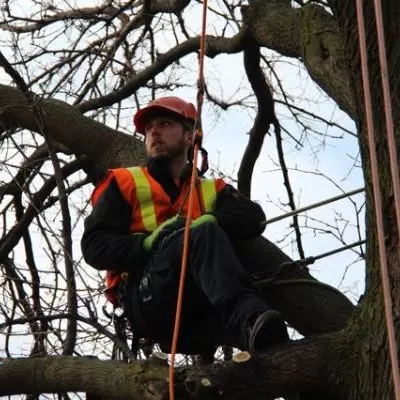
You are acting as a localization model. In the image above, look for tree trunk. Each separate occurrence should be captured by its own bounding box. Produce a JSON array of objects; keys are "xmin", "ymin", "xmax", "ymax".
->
[{"xmin": 330, "ymin": 0, "xmax": 400, "ymax": 398}]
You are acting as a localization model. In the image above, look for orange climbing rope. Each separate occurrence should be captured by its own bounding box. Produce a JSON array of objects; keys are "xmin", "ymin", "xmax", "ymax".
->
[
  {"xmin": 168, "ymin": 1, "xmax": 208, "ymax": 399},
  {"xmin": 355, "ymin": 1, "xmax": 400, "ymax": 398}
]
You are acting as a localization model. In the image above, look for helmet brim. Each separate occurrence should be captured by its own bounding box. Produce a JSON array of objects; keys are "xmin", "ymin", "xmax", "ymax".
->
[{"xmin": 134, "ymin": 105, "xmax": 184, "ymax": 134}]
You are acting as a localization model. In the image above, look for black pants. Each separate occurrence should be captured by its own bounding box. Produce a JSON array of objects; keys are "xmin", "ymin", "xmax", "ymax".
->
[{"xmin": 124, "ymin": 221, "xmax": 268, "ymax": 354}]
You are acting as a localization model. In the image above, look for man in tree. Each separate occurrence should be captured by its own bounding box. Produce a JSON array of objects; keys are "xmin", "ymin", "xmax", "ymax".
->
[{"xmin": 81, "ymin": 96, "xmax": 289, "ymax": 355}]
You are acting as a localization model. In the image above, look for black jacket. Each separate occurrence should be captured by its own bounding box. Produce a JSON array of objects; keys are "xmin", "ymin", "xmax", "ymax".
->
[{"xmin": 81, "ymin": 158, "xmax": 266, "ymax": 272}]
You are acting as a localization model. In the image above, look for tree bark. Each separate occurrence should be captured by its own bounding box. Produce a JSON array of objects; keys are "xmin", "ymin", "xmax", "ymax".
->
[
  {"xmin": 328, "ymin": 0, "xmax": 400, "ymax": 398},
  {"xmin": 236, "ymin": 238, "xmax": 355, "ymax": 336},
  {"xmin": 0, "ymin": 84, "xmax": 146, "ymax": 172},
  {"xmin": 242, "ymin": 2, "xmax": 356, "ymax": 119},
  {"xmin": 0, "ymin": 336, "xmax": 341, "ymax": 399}
]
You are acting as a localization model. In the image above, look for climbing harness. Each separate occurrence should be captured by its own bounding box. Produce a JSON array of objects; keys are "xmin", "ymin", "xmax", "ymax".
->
[
  {"xmin": 102, "ymin": 304, "xmax": 139, "ymax": 361},
  {"xmin": 356, "ymin": 0, "xmax": 400, "ymax": 398},
  {"xmin": 168, "ymin": 1, "xmax": 209, "ymax": 399}
]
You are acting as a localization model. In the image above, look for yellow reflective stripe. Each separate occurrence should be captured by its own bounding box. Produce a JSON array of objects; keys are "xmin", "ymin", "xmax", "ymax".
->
[
  {"xmin": 127, "ymin": 167, "xmax": 158, "ymax": 232},
  {"xmin": 200, "ymin": 179, "xmax": 217, "ymax": 213}
]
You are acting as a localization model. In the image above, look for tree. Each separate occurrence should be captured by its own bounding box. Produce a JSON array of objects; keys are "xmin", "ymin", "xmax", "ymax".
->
[{"xmin": 0, "ymin": 0, "xmax": 398, "ymax": 399}]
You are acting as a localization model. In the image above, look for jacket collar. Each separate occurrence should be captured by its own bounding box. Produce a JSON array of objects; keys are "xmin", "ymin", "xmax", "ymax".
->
[{"xmin": 146, "ymin": 157, "xmax": 192, "ymax": 187}]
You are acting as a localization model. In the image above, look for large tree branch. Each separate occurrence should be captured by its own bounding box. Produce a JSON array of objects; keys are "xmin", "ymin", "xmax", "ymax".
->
[
  {"xmin": 236, "ymin": 237, "xmax": 354, "ymax": 335},
  {"xmin": 238, "ymin": 32, "xmax": 276, "ymax": 199},
  {"xmin": 0, "ymin": 84, "xmax": 146, "ymax": 169},
  {"xmin": 242, "ymin": 2, "xmax": 356, "ymax": 119},
  {"xmin": 73, "ymin": 0, "xmax": 193, "ymax": 105},
  {"xmin": 79, "ymin": 33, "xmax": 245, "ymax": 112},
  {"xmin": 0, "ymin": 335, "xmax": 339, "ymax": 399}
]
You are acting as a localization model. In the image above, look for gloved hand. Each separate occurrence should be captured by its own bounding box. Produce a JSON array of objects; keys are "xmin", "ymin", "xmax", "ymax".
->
[
  {"xmin": 190, "ymin": 213, "xmax": 217, "ymax": 229},
  {"xmin": 142, "ymin": 215, "xmax": 186, "ymax": 252}
]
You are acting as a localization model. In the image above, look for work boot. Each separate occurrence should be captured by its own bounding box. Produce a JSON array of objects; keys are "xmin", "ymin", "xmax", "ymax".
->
[{"xmin": 246, "ymin": 309, "xmax": 289, "ymax": 352}]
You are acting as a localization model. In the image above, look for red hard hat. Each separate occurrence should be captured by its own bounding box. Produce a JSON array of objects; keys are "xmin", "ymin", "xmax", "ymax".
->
[{"xmin": 133, "ymin": 96, "xmax": 197, "ymax": 133}]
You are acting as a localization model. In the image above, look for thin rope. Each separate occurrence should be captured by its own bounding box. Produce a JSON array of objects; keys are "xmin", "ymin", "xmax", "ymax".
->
[
  {"xmin": 264, "ymin": 187, "xmax": 365, "ymax": 225},
  {"xmin": 355, "ymin": 1, "xmax": 400, "ymax": 398},
  {"xmin": 168, "ymin": 1, "xmax": 208, "ymax": 399}
]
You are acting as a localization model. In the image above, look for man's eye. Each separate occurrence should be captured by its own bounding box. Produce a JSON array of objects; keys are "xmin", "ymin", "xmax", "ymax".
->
[{"xmin": 162, "ymin": 120, "xmax": 172, "ymax": 127}]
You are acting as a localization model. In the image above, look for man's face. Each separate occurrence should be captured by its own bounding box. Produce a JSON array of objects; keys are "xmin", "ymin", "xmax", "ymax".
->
[{"xmin": 144, "ymin": 115, "xmax": 192, "ymax": 159}]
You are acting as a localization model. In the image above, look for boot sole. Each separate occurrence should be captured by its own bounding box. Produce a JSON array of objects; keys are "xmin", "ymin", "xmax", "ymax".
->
[{"xmin": 248, "ymin": 310, "xmax": 289, "ymax": 352}]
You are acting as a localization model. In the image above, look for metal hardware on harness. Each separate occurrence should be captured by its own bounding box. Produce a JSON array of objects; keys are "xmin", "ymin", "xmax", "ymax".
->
[
  {"xmin": 114, "ymin": 280, "xmax": 128, "ymax": 307},
  {"xmin": 138, "ymin": 274, "xmax": 152, "ymax": 304}
]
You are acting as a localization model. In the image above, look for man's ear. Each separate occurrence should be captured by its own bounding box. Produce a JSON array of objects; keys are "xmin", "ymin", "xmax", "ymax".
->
[{"xmin": 184, "ymin": 129, "xmax": 194, "ymax": 146}]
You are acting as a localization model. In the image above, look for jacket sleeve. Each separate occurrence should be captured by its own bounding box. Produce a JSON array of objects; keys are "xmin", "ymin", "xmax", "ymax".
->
[
  {"xmin": 212, "ymin": 183, "xmax": 266, "ymax": 241},
  {"xmin": 81, "ymin": 176, "xmax": 146, "ymax": 272}
]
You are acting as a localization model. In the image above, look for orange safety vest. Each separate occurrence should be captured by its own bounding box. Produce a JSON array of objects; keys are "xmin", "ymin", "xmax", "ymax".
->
[{"xmin": 91, "ymin": 166, "xmax": 226, "ymax": 306}]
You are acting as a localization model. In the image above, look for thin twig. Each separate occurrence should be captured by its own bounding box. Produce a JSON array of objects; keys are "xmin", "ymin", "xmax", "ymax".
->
[
  {"xmin": 275, "ymin": 125, "xmax": 305, "ymax": 259},
  {"xmin": 0, "ymin": 51, "xmax": 78, "ymax": 354}
]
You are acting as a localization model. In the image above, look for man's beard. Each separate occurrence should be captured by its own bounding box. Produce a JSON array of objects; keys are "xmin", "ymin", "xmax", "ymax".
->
[{"xmin": 150, "ymin": 138, "xmax": 186, "ymax": 161}]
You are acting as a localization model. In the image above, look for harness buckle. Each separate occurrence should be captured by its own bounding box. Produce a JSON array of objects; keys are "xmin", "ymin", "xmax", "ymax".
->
[{"xmin": 138, "ymin": 275, "xmax": 153, "ymax": 304}]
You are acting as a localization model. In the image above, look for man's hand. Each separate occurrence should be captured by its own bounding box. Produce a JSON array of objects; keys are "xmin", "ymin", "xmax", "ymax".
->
[
  {"xmin": 190, "ymin": 213, "xmax": 217, "ymax": 229},
  {"xmin": 142, "ymin": 216, "xmax": 186, "ymax": 252}
]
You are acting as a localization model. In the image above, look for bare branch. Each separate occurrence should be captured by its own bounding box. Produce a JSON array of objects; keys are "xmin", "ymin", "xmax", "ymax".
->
[
  {"xmin": 0, "ymin": 313, "xmax": 136, "ymax": 360},
  {"xmin": 0, "ymin": 160, "xmax": 84, "ymax": 262},
  {"xmin": 79, "ymin": 33, "xmax": 245, "ymax": 112},
  {"xmin": 0, "ymin": 3, "xmax": 133, "ymax": 33},
  {"xmin": 238, "ymin": 32, "xmax": 276, "ymax": 198},
  {"xmin": 274, "ymin": 126, "xmax": 305, "ymax": 259},
  {"xmin": 0, "ymin": 54, "xmax": 79, "ymax": 354}
]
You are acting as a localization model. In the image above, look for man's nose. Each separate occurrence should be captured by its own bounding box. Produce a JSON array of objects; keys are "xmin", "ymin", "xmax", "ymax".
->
[{"xmin": 146, "ymin": 123, "xmax": 160, "ymax": 137}]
